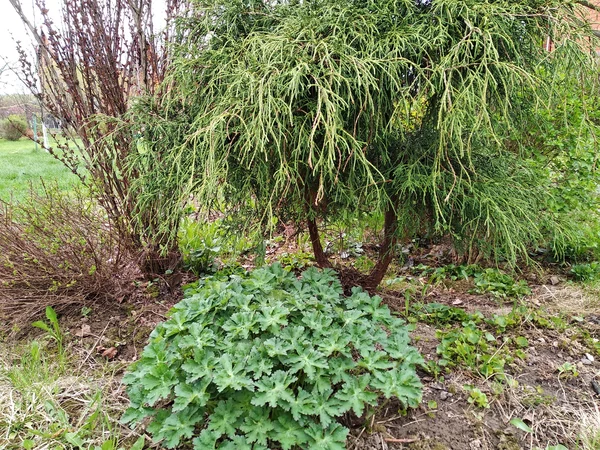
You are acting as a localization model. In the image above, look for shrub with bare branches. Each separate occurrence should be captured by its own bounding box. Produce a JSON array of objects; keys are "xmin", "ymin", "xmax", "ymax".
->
[
  {"xmin": 0, "ymin": 184, "xmax": 140, "ymax": 323},
  {"xmin": 9, "ymin": 0, "xmax": 188, "ymax": 272}
]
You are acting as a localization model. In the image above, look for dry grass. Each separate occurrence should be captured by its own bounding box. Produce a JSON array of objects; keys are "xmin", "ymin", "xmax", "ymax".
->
[
  {"xmin": 533, "ymin": 284, "xmax": 600, "ymax": 317},
  {"xmin": 491, "ymin": 371, "xmax": 600, "ymax": 450},
  {"xmin": 578, "ymin": 404, "xmax": 600, "ymax": 450},
  {"xmin": 0, "ymin": 338, "xmax": 144, "ymax": 449}
]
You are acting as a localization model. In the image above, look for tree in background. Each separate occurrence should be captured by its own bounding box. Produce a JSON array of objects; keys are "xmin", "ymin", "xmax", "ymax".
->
[
  {"xmin": 9, "ymin": 0, "xmax": 188, "ymax": 273},
  {"xmin": 131, "ymin": 0, "xmax": 599, "ymax": 289}
]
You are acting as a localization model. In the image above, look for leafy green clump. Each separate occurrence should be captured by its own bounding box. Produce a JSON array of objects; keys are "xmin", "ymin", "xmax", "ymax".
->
[
  {"xmin": 570, "ymin": 262, "xmax": 600, "ymax": 282},
  {"xmin": 121, "ymin": 264, "xmax": 423, "ymax": 449},
  {"xmin": 470, "ymin": 269, "xmax": 531, "ymax": 298},
  {"xmin": 437, "ymin": 323, "xmax": 507, "ymax": 378},
  {"xmin": 414, "ymin": 264, "xmax": 531, "ymax": 298}
]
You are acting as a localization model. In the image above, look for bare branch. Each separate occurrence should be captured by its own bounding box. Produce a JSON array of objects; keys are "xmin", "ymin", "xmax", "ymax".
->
[
  {"xmin": 7, "ymin": 0, "xmax": 43, "ymax": 46},
  {"xmin": 10, "ymin": 0, "xmax": 190, "ymax": 262}
]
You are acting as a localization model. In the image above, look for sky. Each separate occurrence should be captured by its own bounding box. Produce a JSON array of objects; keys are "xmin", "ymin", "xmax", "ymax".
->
[
  {"xmin": 0, "ymin": 0, "xmax": 48, "ymax": 93},
  {"xmin": 0, "ymin": 0, "xmax": 168, "ymax": 94}
]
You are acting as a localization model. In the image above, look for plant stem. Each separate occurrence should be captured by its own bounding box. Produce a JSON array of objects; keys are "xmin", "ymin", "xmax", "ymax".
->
[{"xmin": 307, "ymin": 217, "xmax": 331, "ymax": 268}]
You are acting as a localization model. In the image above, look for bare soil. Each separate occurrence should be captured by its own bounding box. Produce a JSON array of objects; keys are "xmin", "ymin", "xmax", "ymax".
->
[
  {"xmin": 4, "ymin": 249, "xmax": 600, "ymax": 450},
  {"xmin": 350, "ymin": 283, "xmax": 600, "ymax": 450}
]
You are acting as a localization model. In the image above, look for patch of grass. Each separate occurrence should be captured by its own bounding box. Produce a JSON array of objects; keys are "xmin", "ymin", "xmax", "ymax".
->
[
  {"xmin": 0, "ymin": 138, "xmax": 80, "ymax": 201},
  {"xmin": 579, "ymin": 404, "xmax": 600, "ymax": 450},
  {"xmin": 0, "ymin": 324, "xmax": 142, "ymax": 449}
]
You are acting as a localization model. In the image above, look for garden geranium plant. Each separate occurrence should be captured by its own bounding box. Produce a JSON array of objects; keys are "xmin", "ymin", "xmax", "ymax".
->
[{"xmin": 121, "ymin": 264, "xmax": 423, "ymax": 449}]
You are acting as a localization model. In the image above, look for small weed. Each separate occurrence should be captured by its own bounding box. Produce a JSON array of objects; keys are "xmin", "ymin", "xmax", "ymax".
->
[
  {"xmin": 383, "ymin": 276, "xmax": 409, "ymax": 289},
  {"xmin": 570, "ymin": 262, "xmax": 600, "ymax": 282},
  {"xmin": 577, "ymin": 329, "xmax": 600, "ymax": 358},
  {"xmin": 32, "ymin": 306, "xmax": 64, "ymax": 359},
  {"xmin": 427, "ymin": 400, "xmax": 438, "ymax": 417},
  {"xmin": 463, "ymin": 385, "xmax": 490, "ymax": 408},
  {"xmin": 515, "ymin": 336, "xmax": 529, "ymax": 348},
  {"xmin": 422, "ymin": 359, "xmax": 443, "ymax": 379},
  {"xmin": 510, "ymin": 417, "xmax": 533, "ymax": 433},
  {"xmin": 557, "ymin": 362, "xmax": 579, "ymax": 379}
]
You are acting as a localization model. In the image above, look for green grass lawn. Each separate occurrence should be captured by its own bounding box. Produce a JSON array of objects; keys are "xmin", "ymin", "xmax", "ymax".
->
[{"xmin": 0, "ymin": 138, "xmax": 81, "ymax": 201}]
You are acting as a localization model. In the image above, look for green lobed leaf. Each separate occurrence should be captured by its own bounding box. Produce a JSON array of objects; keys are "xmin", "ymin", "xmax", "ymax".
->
[
  {"xmin": 336, "ymin": 374, "xmax": 378, "ymax": 416},
  {"xmin": 251, "ymin": 370, "xmax": 297, "ymax": 408},
  {"xmin": 239, "ymin": 408, "xmax": 275, "ymax": 446},
  {"xmin": 207, "ymin": 400, "xmax": 244, "ymax": 438},
  {"xmin": 305, "ymin": 423, "xmax": 349, "ymax": 450},
  {"xmin": 122, "ymin": 265, "xmax": 424, "ymax": 448}
]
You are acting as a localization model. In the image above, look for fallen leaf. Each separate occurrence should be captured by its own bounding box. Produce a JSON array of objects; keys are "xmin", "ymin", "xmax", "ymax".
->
[
  {"xmin": 101, "ymin": 347, "xmax": 118, "ymax": 359},
  {"xmin": 452, "ymin": 299, "xmax": 463, "ymax": 305},
  {"xmin": 75, "ymin": 324, "xmax": 92, "ymax": 337}
]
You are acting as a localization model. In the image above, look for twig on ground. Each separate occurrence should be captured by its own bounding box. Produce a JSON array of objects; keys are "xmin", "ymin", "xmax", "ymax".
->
[
  {"xmin": 78, "ymin": 321, "xmax": 111, "ymax": 370},
  {"xmin": 385, "ymin": 437, "xmax": 418, "ymax": 443}
]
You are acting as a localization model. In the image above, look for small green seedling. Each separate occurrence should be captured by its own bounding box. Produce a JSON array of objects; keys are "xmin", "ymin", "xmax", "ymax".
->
[
  {"xmin": 510, "ymin": 417, "xmax": 533, "ymax": 433},
  {"xmin": 464, "ymin": 385, "xmax": 490, "ymax": 409},
  {"xmin": 32, "ymin": 306, "xmax": 63, "ymax": 356},
  {"xmin": 557, "ymin": 362, "xmax": 578, "ymax": 379}
]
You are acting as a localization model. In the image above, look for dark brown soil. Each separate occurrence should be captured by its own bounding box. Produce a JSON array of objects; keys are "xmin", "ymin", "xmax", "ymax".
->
[{"xmin": 5, "ymin": 244, "xmax": 599, "ymax": 450}]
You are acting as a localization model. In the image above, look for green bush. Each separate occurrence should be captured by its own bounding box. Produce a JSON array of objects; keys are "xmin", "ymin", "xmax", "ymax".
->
[
  {"xmin": 121, "ymin": 264, "xmax": 423, "ymax": 449},
  {"xmin": 570, "ymin": 262, "xmax": 600, "ymax": 282},
  {"xmin": 179, "ymin": 219, "xmax": 225, "ymax": 275},
  {"xmin": 0, "ymin": 115, "xmax": 28, "ymax": 141}
]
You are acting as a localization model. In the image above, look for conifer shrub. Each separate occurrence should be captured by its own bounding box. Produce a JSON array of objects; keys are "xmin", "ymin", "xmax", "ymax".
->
[
  {"xmin": 121, "ymin": 264, "xmax": 423, "ymax": 449},
  {"xmin": 129, "ymin": 0, "xmax": 599, "ymax": 288}
]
